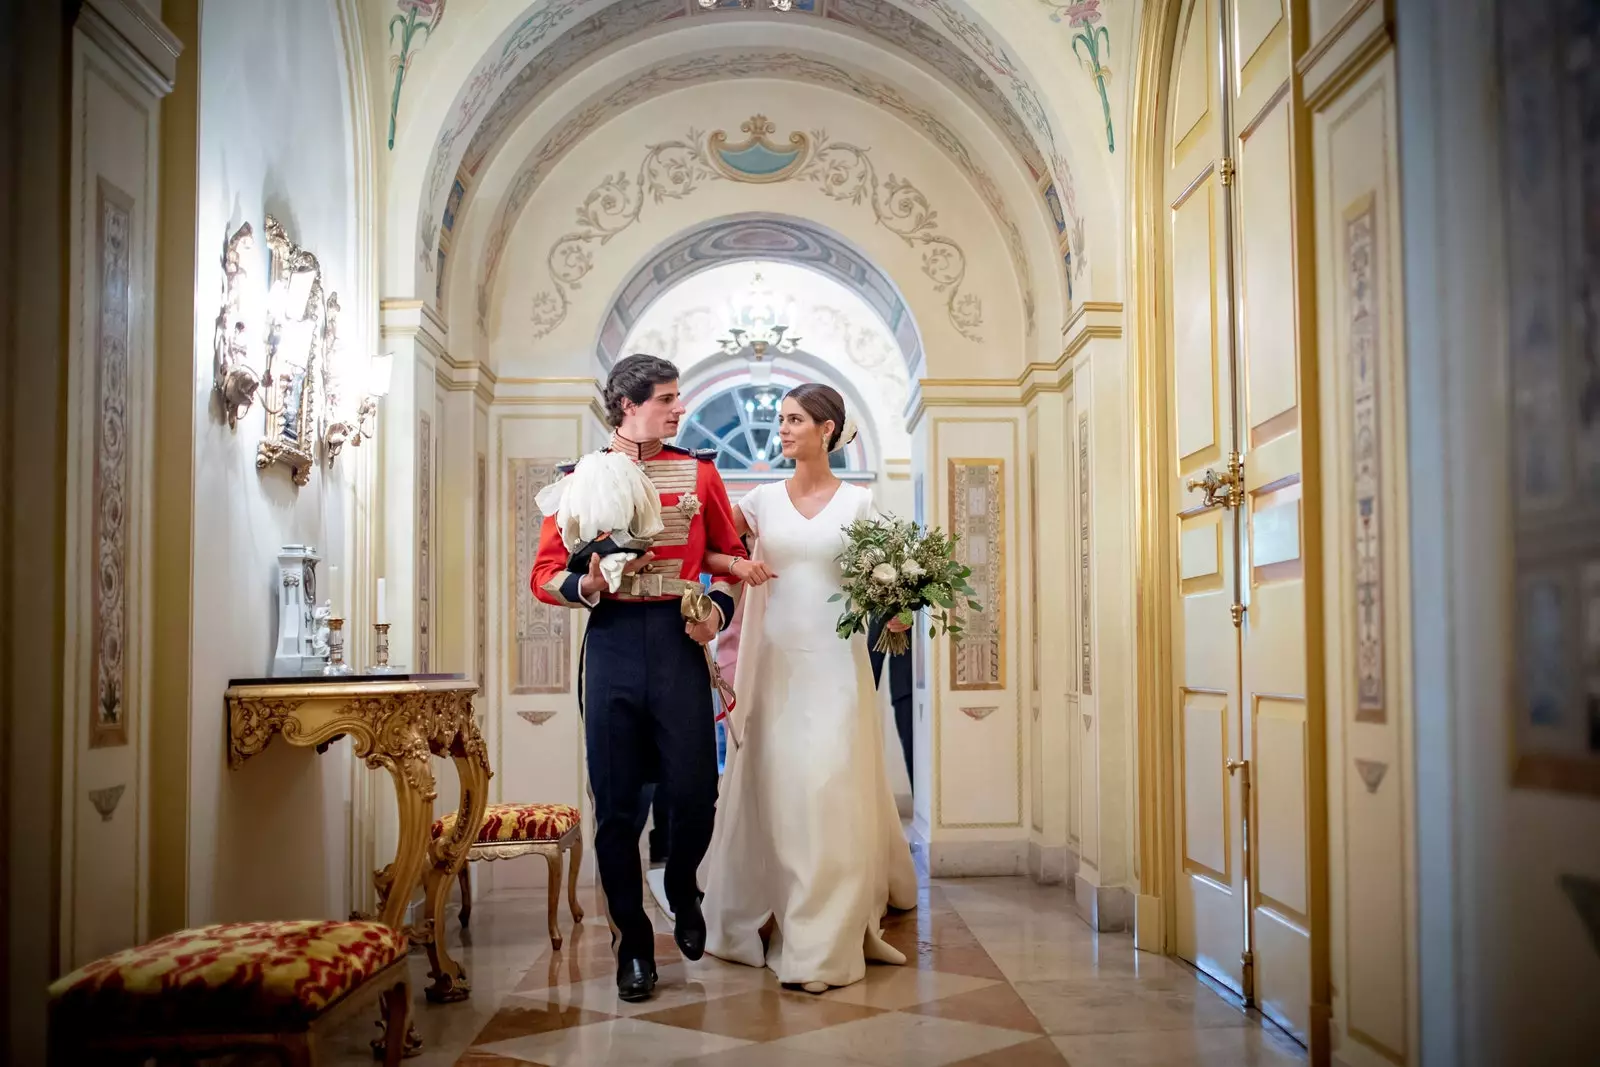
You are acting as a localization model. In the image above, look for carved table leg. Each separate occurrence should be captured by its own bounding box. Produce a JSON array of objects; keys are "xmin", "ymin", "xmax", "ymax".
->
[
  {"xmin": 371, "ymin": 749, "xmax": 435, "ymax": 1056},
  {"xmin": 421, "ymin": 750, "xmax": 489, "ymax": 1003},
  {"xmin": 376, "ymin": 751, "xmax": 437, "ymax": 931}
]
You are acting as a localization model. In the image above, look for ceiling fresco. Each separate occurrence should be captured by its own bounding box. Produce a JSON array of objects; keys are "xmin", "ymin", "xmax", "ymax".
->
[{"xmin": 409, "ymin": 0, "xmax": 1088, "ymax": 321}]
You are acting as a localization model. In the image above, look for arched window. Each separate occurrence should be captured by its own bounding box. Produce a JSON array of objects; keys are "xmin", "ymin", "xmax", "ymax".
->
[{"xmin": 676, "ymin": 382, "xmax": 856, "ymax": 473}]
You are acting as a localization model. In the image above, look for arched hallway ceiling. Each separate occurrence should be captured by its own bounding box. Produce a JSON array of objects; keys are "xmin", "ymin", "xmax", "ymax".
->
[
  {"xmin": 386, "ymin": 0, "xmax": 1124, "ymax": 325},
  {"xmin": 470, "ymin": 78, "xmax": 1030, "ymax": 376},
  {"xmin": 467, "ymin": 44, "xmax": 1043, "ymax": 340},
  {"xmin": 597, "ymin": 216, "xmax": 924, "ymax": 375}
]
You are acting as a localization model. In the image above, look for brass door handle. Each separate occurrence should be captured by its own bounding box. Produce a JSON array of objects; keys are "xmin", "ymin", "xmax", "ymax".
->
[
  {"xmin": 1186, "ymin": 452, "xmax": 1245, "ymax": 509},
  {"xmin": 1225, "ymin": 758, "xmax": 1248, "ymax": 775}
]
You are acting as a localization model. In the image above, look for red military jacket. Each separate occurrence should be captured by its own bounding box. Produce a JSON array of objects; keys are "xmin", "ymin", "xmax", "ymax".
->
[{"xmin": 530, "ymin": 440, "xmax": 746, "ymax": 627}]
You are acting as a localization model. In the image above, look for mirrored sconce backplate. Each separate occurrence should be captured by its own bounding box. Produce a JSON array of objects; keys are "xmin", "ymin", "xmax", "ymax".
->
[{"xmin": 257, "ymin": 215, "xmax": 322, "ymax": 486}]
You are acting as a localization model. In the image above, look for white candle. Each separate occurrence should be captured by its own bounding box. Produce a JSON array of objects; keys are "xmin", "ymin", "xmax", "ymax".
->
[
  {"xmin": 329, "ymin": 565, "xmax": 338, "ymax": 617},
  {"xmin": 376, "ymin": 578, "xmax": 387, "ymax": 624}
]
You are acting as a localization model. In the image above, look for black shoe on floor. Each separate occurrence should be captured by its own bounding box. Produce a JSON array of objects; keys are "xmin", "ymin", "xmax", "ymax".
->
[
  {"xmin": 616, "ymin": 957, "xmax": 657, "ymax": 1003},
  {"xmin": 673, "ymin": 894, "xmax": 706, "ymax": 961}
]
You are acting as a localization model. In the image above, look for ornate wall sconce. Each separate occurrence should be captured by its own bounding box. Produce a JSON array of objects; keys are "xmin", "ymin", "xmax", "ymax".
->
[
  {"xmin": 322, "ymin": 333, "xmax": 393, "ymax": 469},
  {"xmin": 258, "ymin": 215, "xmax": 323, "ymax": 486},
  {"xmin": 212, "ymin": 221, "xmax": 260, "ymax": 427}
]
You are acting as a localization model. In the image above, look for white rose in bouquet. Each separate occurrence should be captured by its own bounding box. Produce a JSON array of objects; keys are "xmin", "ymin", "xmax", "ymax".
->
[{"xmin": 830, "ymin": 516, "xmax": 983, "ymax": 655}]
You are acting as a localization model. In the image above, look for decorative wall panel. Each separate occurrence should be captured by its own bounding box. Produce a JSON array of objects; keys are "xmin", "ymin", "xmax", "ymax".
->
[
  {"xmin": 914, "ymin": 471, "xmax": 927, "ymax": 691},
  {"xmin": 91, "ymin": 180, "xmax": 133, "ymax": 748},
  {"xmin": 1347, "ymin": 194, "xmax": 1386, "ymax": 724},
  {"xmin": 949, "ymin": 459, "xmax": 1004, "ymax": 691},
  {"xmin": 1079, "ymin": 414, "xmax": 1093, "ymax": 696},
  {"xmin": 477, "ymin": 452, "xmax": 487, "ymax": 688},
  {"xmin": 509, "ymin": 458, "xmax": 571, "ymax": 694},
  {"xmin": 418, "ymin": 414, "xmax": 432, "ymax": 672},
  {"xmin": 1500, "ymin": 0, "xmax": 1600, "ymax": 794}
]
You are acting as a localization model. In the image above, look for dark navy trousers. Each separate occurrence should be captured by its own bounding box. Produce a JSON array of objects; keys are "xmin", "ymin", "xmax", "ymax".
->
[{"xmin": 583, "ymin": 599, "xmax": 718, "ymax": 963}]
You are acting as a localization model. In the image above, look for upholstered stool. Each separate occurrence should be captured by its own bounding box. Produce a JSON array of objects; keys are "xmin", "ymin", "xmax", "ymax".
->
[
  {"xmin": 47, "ymin": 919, "xmax": 411, "ymax": 1066},
  {"xmin": 435, "ymin": 802, "xmax": 585, "ymax": 949}
]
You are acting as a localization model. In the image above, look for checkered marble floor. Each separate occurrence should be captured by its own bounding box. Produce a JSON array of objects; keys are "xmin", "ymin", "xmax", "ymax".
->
[{"xmin": 322, "ymin": 865, "xmax": 1307, "ymax": 1067}]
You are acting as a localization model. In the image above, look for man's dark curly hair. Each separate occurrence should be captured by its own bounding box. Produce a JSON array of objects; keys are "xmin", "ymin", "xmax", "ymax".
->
[{"xmin": 603, "ymin": 353, "xmax": 680, "ymax": 428}]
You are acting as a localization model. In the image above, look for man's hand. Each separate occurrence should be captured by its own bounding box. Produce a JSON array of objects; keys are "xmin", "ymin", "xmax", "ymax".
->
[
  {"xmin": 685, "ymin": 613, "xmax": 718, "ymax": 645},
  {"xmin": 578, "ymin": 550, "xmax": 655, "ymax": 600},
  {"xmin": 886, "ymin": 616, "xmax": 912, "ymax": 633},
  {"xmin": 731, "ymin": 558, "xmax": 778, "ymax": 587}
]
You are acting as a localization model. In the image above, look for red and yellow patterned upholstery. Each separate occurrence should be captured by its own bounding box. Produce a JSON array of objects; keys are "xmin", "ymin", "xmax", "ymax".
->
[
  {"xmin": 47, "ymin": 920, "xmax": 407, "ymax": 1031},
  {"xmin": 433, "ymin": 802, "xmax": 580, "ymax": 844}
]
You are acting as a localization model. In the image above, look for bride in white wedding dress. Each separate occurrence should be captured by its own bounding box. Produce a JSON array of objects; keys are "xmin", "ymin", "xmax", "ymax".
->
[{"xmin": 700, "ymin": 384, "xmax": 919, "ymax": 994}]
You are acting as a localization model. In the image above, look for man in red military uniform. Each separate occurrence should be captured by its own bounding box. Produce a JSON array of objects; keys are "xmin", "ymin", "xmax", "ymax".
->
[{"xmin": 531, "ymin": 354, "xmax": 749, "ymax": 1003}]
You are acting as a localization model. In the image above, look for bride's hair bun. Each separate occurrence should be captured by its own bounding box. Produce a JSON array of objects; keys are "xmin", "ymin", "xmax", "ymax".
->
[{"xmin": 785, "ymin": 383, "xmax": 855, "ymax": 453}]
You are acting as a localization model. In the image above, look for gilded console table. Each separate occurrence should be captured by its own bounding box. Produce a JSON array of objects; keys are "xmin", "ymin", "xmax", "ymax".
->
[{"xmin": 226, "ymin": 674, "xmax": 491, "ymax": 1005}]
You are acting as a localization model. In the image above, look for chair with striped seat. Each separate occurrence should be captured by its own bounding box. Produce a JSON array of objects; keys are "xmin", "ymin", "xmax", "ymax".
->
[
  {"xmin": 434, "ymin": 801, "xmax": 585, "ymax": 949},
  {"xmin": 47, "ymin": 919, "xmax": 411, "ymax": 1066}
]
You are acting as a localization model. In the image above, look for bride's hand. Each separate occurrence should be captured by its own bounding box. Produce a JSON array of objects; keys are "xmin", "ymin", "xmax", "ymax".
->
[
  {"xmin": 886, "ymin": 616, "xmax": 911, "ymax": 633},
  {"xmin": 732, "ymin": 558, "xmax": 777, "ymax": 586}
]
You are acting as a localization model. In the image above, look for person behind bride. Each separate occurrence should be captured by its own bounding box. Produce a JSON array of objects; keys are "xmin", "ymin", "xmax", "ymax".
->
[{"xmin": 700, "ymin": 383, "xmax": 919, "ymax": 994}]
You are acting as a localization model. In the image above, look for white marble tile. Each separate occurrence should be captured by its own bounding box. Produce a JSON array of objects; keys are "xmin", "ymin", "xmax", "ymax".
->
[
  {"xmin": 479, "ymin": 1016, "xmax": 751, "ymax": 1066},
  {"xmin": 769, "ymin": 1011, "xmax": 1037, "ymax": 1067}
]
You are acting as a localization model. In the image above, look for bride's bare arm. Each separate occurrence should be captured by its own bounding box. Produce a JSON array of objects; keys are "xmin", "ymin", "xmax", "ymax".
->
[{"xmin": 707, "ymin": 551, "xmax": 777, "ymax": 586}]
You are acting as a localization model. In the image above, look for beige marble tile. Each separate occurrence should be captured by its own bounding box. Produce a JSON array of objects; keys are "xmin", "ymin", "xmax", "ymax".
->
[
  {"xmin": 1015, "ymin": 976, "xmax": 1250, "ymax": 1035},
  {"xmin": 809, "ymin": 965, "xmax": 999, "ymax": 1011},
  {"xmin": 638, "ymin": 988, "xmax": 887, "ymax": 1041},
  {"xmin": 512, "ymin": 958, "xmax": 776, "ymax": 1018},
  {"xmin": 478, "ymin": 1016, "xmax": 751, "ymax": 1066},
  {"xmin": 666, "ymin": 1040, "xmax": 879, "ymax": 1066},
  {"xmin": 1051, "ymin": 1025, "xmax": 1308, "ymax": 1066},
  {"xmin": 768, "ymin": 1012, "xmax": 1038, "ymax": 1067}
]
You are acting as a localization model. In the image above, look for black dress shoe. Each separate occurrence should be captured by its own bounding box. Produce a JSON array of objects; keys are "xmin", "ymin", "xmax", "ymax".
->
[
  {"xmin": 674, "ymin": 895, "xmax": 707, "ymax": 961},
  {"xmin": 616, "ymin": 957, "xmax": 657, "ymax": 1003}
]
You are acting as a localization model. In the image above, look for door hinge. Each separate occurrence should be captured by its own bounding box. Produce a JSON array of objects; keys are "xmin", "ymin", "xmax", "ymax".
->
[
  {"xmin": 1240, "ymin": 950, "xmax": 1255, "ymax": 999},
  {"xmin": 1230, "ymin": 602, "xmax": 1245, "ymax": 627},
  {"xmin": 1219, "ymin": 157, "xmax": 1236, "ymax": 185}
]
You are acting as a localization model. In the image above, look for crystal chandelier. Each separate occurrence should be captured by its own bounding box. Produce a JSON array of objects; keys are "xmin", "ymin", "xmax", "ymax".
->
[
  {"xmin": 698, "ymin": 0, "xmax": 795, "ymax": 9},
  {"xmin": 717, "ymin": 271, "xmax": 800, "ymax": 384}
]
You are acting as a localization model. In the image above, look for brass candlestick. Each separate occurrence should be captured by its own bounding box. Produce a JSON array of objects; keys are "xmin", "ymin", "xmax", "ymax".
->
[
  {"xmin": 322, "ymin": 618, "xmax": 354, "ymax": 675},
  {"xmin": 368, "ymin": 622, "xmax": 398, "ymax": 674}
]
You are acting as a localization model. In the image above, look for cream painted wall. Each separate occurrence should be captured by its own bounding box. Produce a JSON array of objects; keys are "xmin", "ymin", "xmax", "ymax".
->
[
  {"xmin": 911, "ymin": 411, "xmax": 1029, "ymax": 877},
  {"xmin": 484, "ymin": 81, "xmax": 1027, "ymax": 381},
  {"xmin": 187, "ymin": 0, "xmax": 364, "ymax": 925}
]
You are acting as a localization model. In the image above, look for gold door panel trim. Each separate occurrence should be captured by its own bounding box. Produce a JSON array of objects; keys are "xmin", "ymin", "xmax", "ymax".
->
[
  {"xmin": 1251, "ymin": 482, "xmax": 1304, "ymax": 583},
  {"xmin": 1251, "ymin": 693, "xmax": 1309, "ymax": 923},
  {"xmin": 1180, "ymin": 686, "xmax": 1233, "ymax": 885},
  {"xmin": 1251, "ymin": 406, "xmax": 1299, "ymax": 448}
]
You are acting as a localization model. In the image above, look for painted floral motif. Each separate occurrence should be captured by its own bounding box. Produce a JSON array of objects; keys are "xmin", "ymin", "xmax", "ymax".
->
[
  {"xmin": 418, "ymin": 415, "xmax": 432, "ymax": 673},
  {"xmin": 950, "ymin": 460, "xmax": 1004, "ymax": 691},
  {"xmin": 525, "ymin": 120, "xmax": 984, "ymax": 343},
  {"xmin": 419, "ymin": 1, "xmax": 585, "ymax": 269},
  {"xmin": 475, "ymin": 52, "xmax": 1033, "ymax": 336},
  {"xmin": 1346, "ymin": 198, "xmax": 1385, "ymax": 721},
  {"xmin": 93, "ymin": 185, "xmax": 132, "ymax": 748},
  {"xmin": 511, "ymin": 460, "xmax": 571, "ymax": 694},
  {"xmin": 388, "ymin": 0, "xmax": 446, "ymax": 151},
  {"xmin": 1042, "ymin": 0, "xmax": 1115, "ymax": 153}
]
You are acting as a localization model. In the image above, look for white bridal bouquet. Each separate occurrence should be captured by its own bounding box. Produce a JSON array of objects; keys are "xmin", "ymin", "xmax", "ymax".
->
[{"xmin": 830, "ymin": 516, "xmax": 982, "ymax": 655}]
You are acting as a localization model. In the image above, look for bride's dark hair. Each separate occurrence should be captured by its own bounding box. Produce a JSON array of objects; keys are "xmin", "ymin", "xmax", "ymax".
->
[{"xmin": 785, "ymin": 383, "xmax": 847, "ymax": 452}]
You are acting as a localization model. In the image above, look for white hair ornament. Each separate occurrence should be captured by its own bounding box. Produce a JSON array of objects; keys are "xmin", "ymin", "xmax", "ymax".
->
[{"xmin": 831, "ymin": 414, "xmax": 859, "ymax": 453}]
